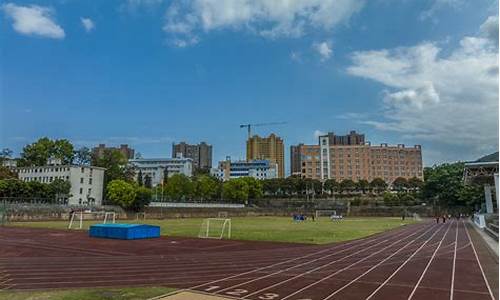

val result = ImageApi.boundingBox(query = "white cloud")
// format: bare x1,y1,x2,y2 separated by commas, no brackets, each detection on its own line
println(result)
163,0,364,47
419,0,463,21
80,17,95,33
314,130,326,139
313,41,333,61
347,16,498,163
480,15,499,44
2,3,65,39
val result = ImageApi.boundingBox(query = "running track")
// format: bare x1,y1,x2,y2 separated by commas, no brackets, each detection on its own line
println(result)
0,220,496,300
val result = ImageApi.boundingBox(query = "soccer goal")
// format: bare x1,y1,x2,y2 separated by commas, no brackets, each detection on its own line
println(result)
103,212,116,224
315,209,338,219
198,218,231,239
68,211,84,229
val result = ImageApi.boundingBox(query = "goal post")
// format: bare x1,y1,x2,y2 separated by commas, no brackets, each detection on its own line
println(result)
68,211,84,229
103,212,116,224
198,218,231,239
315,209,338,219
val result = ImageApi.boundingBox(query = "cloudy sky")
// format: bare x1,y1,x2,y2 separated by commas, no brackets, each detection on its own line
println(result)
1,0,498,170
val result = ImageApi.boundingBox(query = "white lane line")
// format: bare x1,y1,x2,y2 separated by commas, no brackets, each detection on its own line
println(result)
450,219,459,300
365,222,447,300
215,223,415,295
189,223,427,291
275,224,436,300
407,221,453,300
323,223,441,300
463,220,495,300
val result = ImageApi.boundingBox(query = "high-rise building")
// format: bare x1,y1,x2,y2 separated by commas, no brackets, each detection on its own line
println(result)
290,144,303,176
291,132,423,184
246,134,285,178
92,144,135,160
172,142,212,170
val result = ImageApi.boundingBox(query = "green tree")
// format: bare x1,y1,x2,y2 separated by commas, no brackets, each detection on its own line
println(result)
106,180,137,208
194,175,220,201
392,177,408,192
0,167,17,180
0,179,29,198
93,149,134,204
383,191,398,206
165,174,193,201
338,179,356,194
241,177,263,200
144,175,152,189
137,170,144,186
131,186,152,211
19,138,74,166
370,178,388,193
323,179,337,195
49,179,71,199
356,179,370,194
222,178,249,202
408,177,424,192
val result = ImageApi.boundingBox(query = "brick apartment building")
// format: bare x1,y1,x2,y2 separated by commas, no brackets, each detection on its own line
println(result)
291,131,423,184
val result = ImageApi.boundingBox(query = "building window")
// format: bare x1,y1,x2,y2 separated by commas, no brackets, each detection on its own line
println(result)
81,167,85,173
79,188,83,194
89,178,92,184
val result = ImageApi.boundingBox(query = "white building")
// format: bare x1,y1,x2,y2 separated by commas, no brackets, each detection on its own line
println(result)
16,164,105,206
128,157,193,186
211,159,277,181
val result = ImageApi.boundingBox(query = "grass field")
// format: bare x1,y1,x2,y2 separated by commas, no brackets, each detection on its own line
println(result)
9,216,417,244
0,286,176,300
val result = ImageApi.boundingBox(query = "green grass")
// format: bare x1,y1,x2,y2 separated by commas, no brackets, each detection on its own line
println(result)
10,216,417,244
0,286,176,300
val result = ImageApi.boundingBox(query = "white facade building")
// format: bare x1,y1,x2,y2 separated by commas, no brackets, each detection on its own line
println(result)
211,159,277,181
128,158,193,186
16,164,105,206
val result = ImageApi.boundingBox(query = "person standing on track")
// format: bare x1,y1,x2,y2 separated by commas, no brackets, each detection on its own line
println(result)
442,215,446,223
436,215,440,224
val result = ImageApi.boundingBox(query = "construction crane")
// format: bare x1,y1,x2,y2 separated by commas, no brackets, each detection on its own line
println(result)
240,122,287,139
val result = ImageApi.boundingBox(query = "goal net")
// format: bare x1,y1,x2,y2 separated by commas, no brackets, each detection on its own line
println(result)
198,218,232,239
315,210,338,219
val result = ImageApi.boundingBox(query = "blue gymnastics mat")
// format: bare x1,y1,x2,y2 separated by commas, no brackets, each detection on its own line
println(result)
89,223,160,240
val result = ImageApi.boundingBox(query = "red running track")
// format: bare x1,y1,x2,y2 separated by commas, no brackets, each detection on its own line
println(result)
0,220,495,300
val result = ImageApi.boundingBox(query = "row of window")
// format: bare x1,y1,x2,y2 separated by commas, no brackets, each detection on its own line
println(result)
22,176,69,183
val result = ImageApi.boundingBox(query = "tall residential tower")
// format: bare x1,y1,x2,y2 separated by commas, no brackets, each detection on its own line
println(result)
246,133,285,178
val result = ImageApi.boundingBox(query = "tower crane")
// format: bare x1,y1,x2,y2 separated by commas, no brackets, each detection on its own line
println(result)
239,122,287,139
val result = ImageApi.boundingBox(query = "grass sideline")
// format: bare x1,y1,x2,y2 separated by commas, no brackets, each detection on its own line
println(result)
9,216,418,244
0,286,176,300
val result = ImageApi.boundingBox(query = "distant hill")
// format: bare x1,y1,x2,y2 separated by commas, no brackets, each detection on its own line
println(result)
475,152,499,162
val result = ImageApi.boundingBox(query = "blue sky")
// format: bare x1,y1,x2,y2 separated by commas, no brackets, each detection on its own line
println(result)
1,0,498,172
